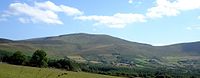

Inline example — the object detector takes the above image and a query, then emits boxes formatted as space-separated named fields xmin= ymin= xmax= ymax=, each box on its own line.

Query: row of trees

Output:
xmin=2 ymin=50 xmax=48 ymax=67
xmin=1 ymin=50 xmax=80 ymax=71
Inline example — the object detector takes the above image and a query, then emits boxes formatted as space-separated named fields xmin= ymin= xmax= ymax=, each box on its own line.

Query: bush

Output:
xmin=9 ymin=51 xmax=26 ymax=65
xmin=29 ymin=50 xmax=48 ymax=67
xmin=48 ymin=59 xmax=80 ymax=72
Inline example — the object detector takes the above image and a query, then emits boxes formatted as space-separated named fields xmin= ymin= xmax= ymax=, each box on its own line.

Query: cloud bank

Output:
xmin=76 ymin=0 xmax=200 ymax=28
xmin=146 ymin=0 xmax=200 ymax=18
xmin=6 ymin=1 xmax=83 ymax=24
xmin=75 ymin=13 xmax=146 ymax=28
xmin=1 ymin=0 xmax=200 ymax=28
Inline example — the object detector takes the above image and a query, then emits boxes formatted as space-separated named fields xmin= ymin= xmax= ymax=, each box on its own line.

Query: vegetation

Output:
xmin=1 ymin=50 xmax=80 ymax=72
xmin=79 ymin=63 xmax=200 ymax=78
xmin=29 ymin=50 xmax=48 ymax=67
xmin=0 ymin=33 xmax=200 ymax=68
xmin=0 ymin=49 xmax=12 ymax=62
xmin=0 ymin=33 xmax=199 ymax=58
xmin=0 ymin=33 xmax=200 ymax=78
xmin=9 ymin=51 xmax=26 ymax=65
xmin=0 ymin=64 xmax=121 ymax=78
xmin=48 ymin=58 xmax=81 ymax=71
xmin=1 ymin=49 xmax=199 ymax=78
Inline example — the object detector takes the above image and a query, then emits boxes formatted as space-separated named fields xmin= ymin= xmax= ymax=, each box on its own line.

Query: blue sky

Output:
xmin=0 ymin=0 xmax=200 ymax=46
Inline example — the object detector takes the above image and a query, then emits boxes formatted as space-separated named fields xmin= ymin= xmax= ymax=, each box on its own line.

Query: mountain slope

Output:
xmin=165 ymin=42 xmax=200 ymax=53
xmin=0 ymin=33 xmax=155 ymax=56
xmin=0 ymin=33 xmax=199 ymax=56
xmin=0 ymin=33 xmax=200 ymax=65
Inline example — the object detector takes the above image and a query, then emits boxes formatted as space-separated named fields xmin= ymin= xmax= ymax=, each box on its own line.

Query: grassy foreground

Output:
xmin=0 ymin=63 xmax=123 ymax=78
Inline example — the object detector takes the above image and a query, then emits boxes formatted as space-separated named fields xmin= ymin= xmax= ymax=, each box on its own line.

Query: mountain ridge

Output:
xmin=1 ymin=33 xmax=199 ymax=47
xmin=0 ymin=33 xmax=199 ymax=59
xmin=1 ymin=33 xmax=200 ymax=67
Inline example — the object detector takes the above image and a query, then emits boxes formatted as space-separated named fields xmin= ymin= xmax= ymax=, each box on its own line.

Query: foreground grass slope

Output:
xmin=0 ymin=63 xmax=122 ymax=78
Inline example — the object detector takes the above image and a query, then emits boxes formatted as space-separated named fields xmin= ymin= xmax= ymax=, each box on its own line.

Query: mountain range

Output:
xmin=0 ymin=33 xmax=200 ymax=67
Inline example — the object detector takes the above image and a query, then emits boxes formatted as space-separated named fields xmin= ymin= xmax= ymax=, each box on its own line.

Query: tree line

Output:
xmin=0 ymin=50 xmax=80 ymax=72
xmin=0 ymin=50 xmax=199 ymax=78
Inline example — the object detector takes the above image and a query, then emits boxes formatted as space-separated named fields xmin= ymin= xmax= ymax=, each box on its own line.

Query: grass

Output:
xmin=0 ymin=63 xmax=123 ymax=78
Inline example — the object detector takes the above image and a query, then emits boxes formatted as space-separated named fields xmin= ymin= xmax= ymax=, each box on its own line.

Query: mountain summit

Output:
xmin=0 ymin=33 xmax=200 ymax=65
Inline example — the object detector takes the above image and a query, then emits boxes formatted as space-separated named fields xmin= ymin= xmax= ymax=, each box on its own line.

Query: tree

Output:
xmin=0 ymin=50 xmax=12 ymax=62
xmin=48 ymin=58 xmax=80 ymax=71
xmin=9 ymin=51 xmax=26 ymax=65
xmin=30 ymin=50 xmax=48 ymax=67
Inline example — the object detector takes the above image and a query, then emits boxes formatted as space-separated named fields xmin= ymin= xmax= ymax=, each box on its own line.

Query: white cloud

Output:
xmin=128 ymin=0 xmax=133 ymax=4
xmin=174 ymin=0 xmax=200 ymax=10
xmin=2 ymin=0 xmax=200 ymax=28
xmin=75 ymin=13 xmax=146 ymax=28
xmin=9 ymin=2 xmax=63 ymax=24
xmin=6 ymin=1 xmax=82 ymax=24
xmin=35 ymin=1 xmax=62 ymax=12
xmin=60 ymin=5 xmax=83 ymax=16
xmin=146 ymin=0 xmax=180 ymax=18
xmin=35 ymin=1 xmax=83 ymax=16
xmin=76 ymin=0 xmax=200 ymax=28
xmin=146 ymin=0 xmax=200 ymax=18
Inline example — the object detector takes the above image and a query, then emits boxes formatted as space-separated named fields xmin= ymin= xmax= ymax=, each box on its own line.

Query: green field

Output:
xmin=0 ymin=63 xmax=123 ymax=78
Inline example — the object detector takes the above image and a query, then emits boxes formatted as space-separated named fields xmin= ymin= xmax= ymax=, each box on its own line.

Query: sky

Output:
xmin=0 ymin=0 xmax=200 ymax=46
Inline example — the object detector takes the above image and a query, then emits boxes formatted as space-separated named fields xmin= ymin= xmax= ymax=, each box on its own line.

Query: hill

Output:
xmin=0 ymin=33 xmax=200 ymax=67
xmin=0 ymin=33 xmax=157 ymax=57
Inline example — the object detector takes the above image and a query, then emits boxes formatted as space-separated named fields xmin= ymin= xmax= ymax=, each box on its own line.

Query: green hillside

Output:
xmin=0 ymin=33 xmax=195 ymax=56
xmin=0 ymin=63 xmax=122 ymax=78
xmin=0 ymin=33 xmax=200 ymax=68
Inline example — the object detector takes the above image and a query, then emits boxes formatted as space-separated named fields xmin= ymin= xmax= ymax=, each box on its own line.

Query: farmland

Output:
xmin=0 ymin=63 xmax=122 ymax=78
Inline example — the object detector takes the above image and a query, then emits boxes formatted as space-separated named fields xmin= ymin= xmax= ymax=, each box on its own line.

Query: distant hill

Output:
xmin=0 ymin=33 xmax=200 ymax=66
xmin=164 ymin=42 xmax=200 ymax=54
xmin=0 ymin=38 xmax=13 ymax=43
xmin=0 ymin=33 xmax=155 ymax=56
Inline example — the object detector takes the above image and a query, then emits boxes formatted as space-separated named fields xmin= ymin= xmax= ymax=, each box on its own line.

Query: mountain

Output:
xmin=0 ymin=33 xmax=200 ymax=67
xmin=0 ymin=33 xmax=154 ymax=56
xmin=164 ymin=42 xmax=200 ymax=54
xmin=0 ymin=38 xmax=13 ymax=43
